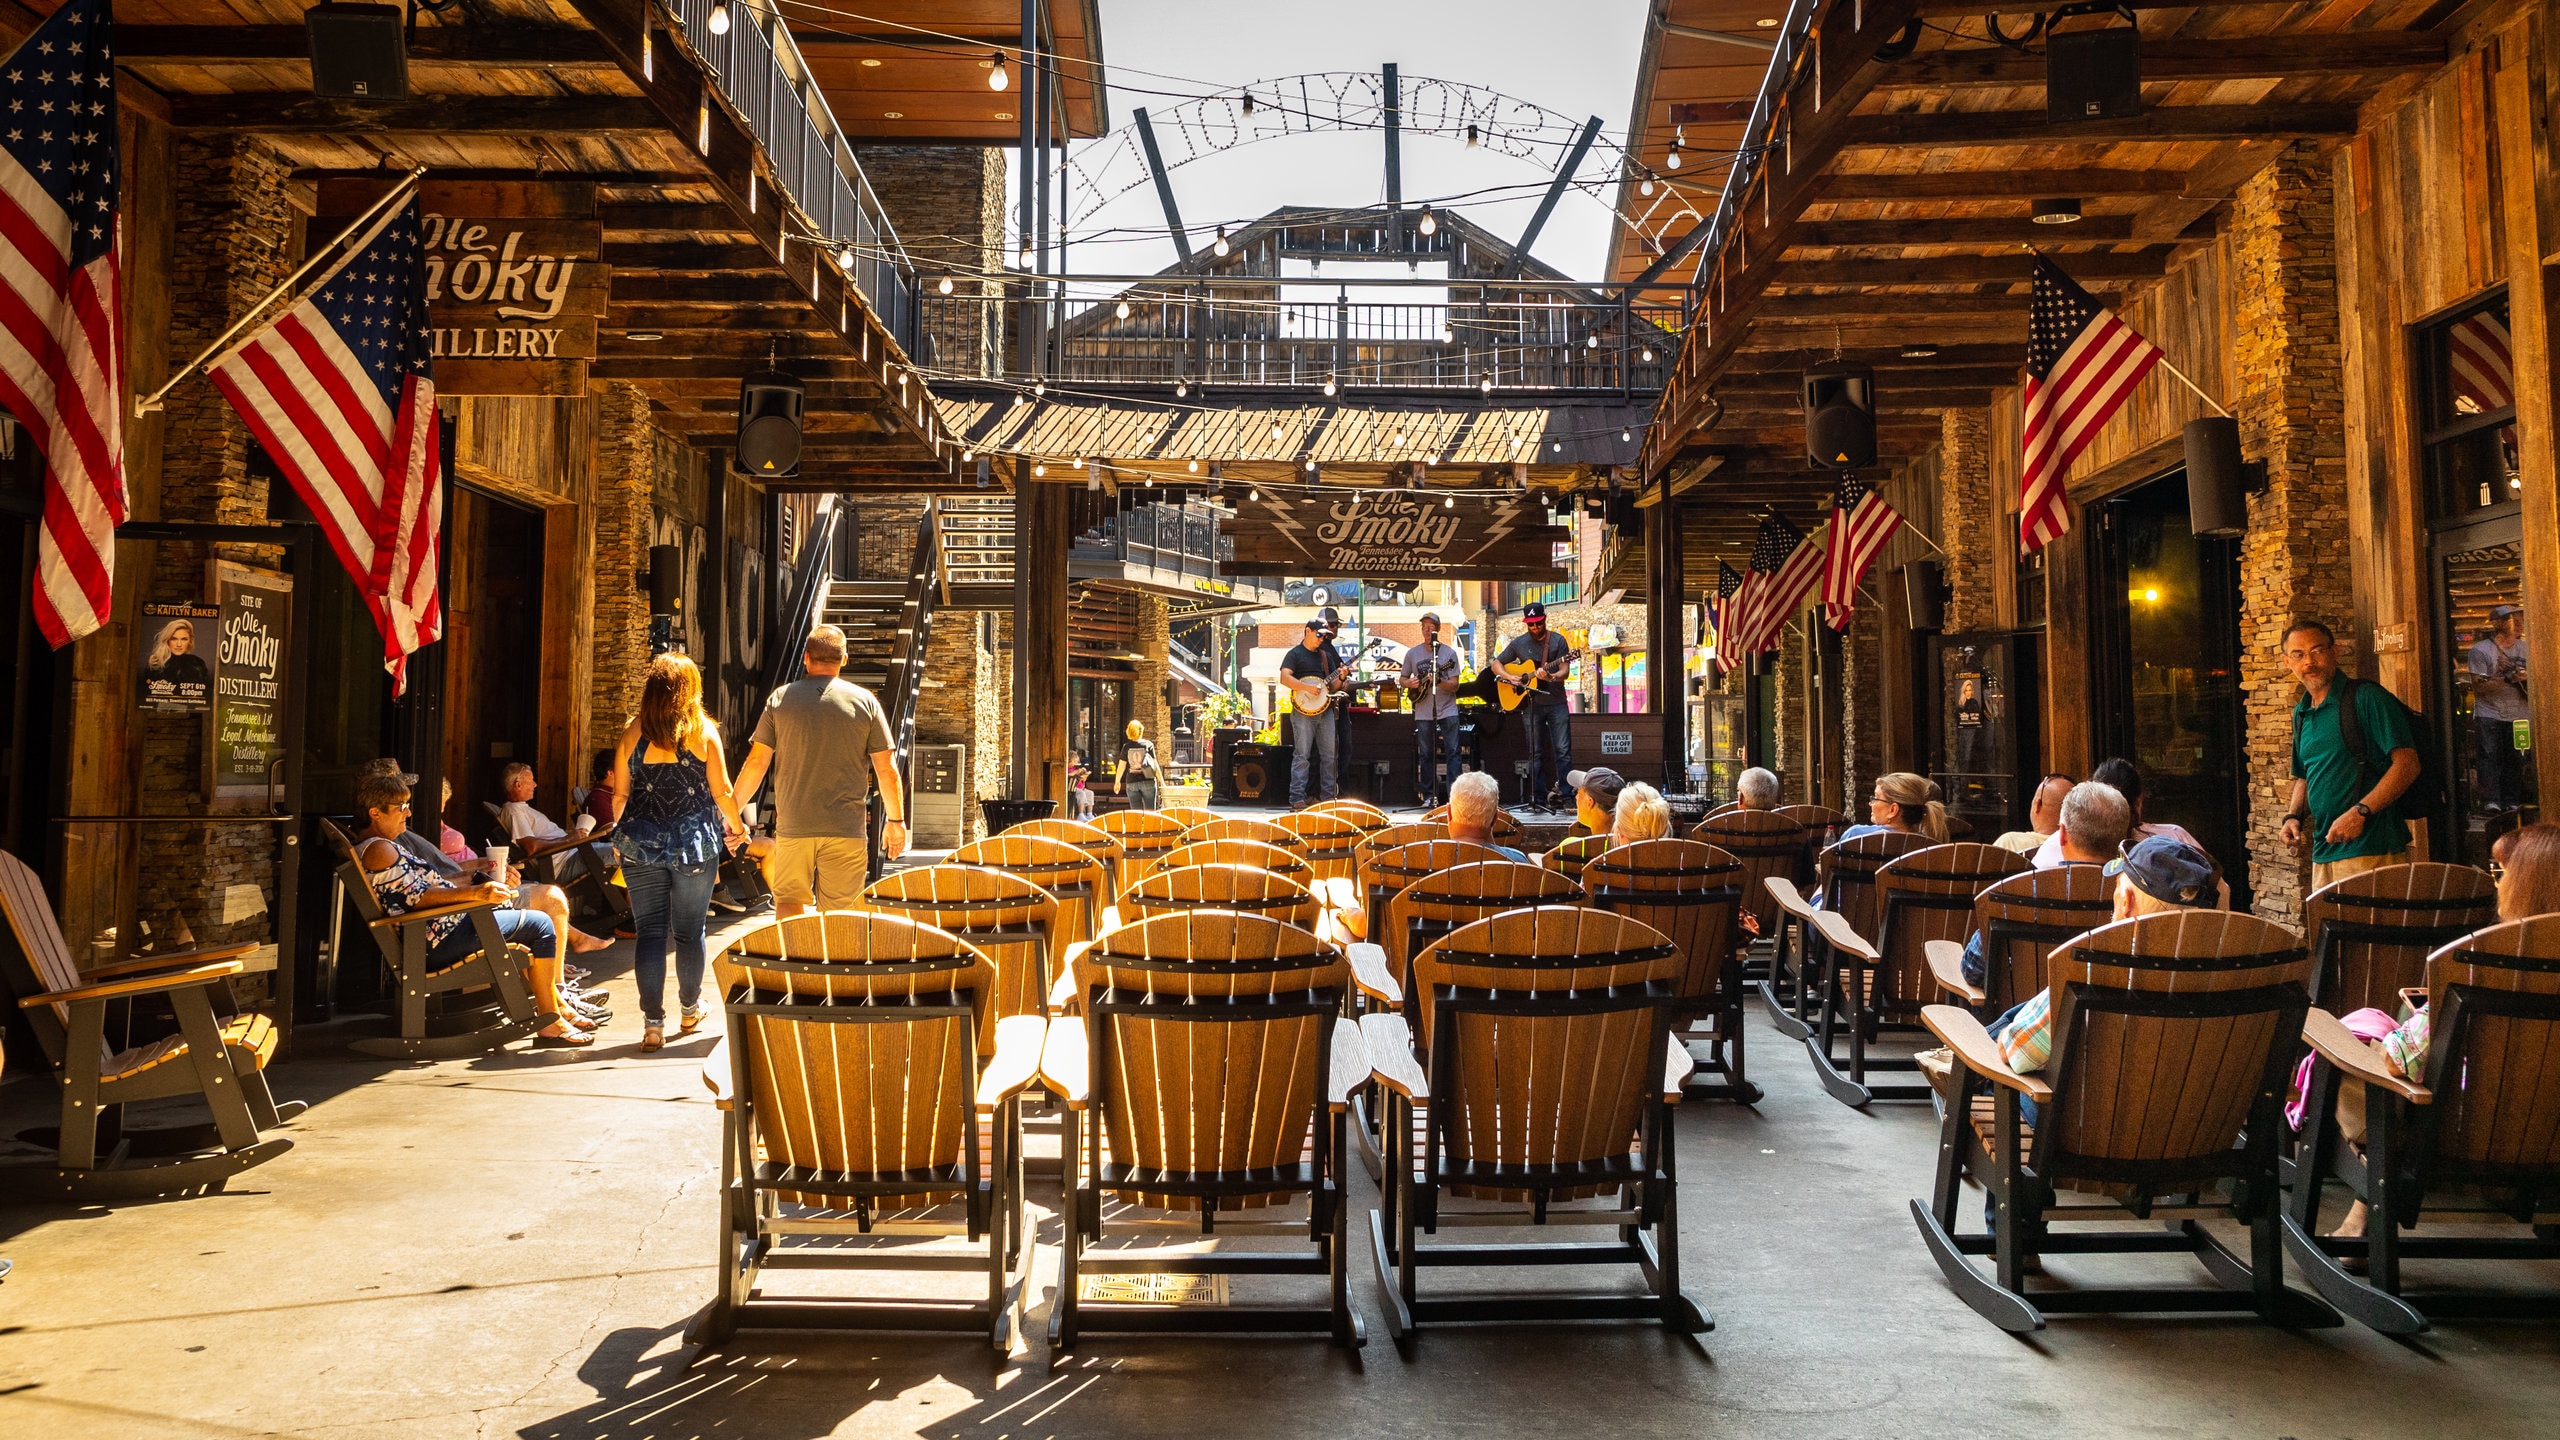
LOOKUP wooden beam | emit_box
[608,305,843,332]
[1771,251,2166,287]
[1840,104,2361,151]
[1871,33,2447,89]
[2129,139,2287,240]
[1818,167,2186,200]
[590,357,887,380]
[601,241,779,272]
[1914,0,2296,12]
[607,276,821,307]
[1792,215,2142,247]
[119,24,621,68]
[1716,387,1992,413]
[168,94,667,137]
[1731,339,2024,367]
[1718,365,2018,391]
[597,203,758,233]
[1759,291,2037,315]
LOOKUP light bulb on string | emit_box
[1033,462,1047,477]
[837,243,856,269]
[1322,374,1338,398]
[1212,227,1230,258]
[1479,376,1494,395]
[1587,333,1600,350]
[937,275,954,295]
[1444,493,1456,509]
[987,52,1010,91]
[1175,379,1188,398]
[1016,245,1033,268]
[1640,178,1655,197]
[1249,487,1260,501]
[1640,347,1655,363]
[1621,428,1633,443]
[1241,91,1256,115]
[1033,380,1046,397]
[708,2,731,34]
[1187,460,1200,473]
[1011,392,1026,408]
[1303,459,1317,474]
[1465,123,1481,148]
[1115,299,1131,320]
[1418,208,1437,237]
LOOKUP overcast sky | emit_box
[1008,0,1655,288]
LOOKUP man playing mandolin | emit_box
[1279,608,1348,806]
[1496,601,1576,810]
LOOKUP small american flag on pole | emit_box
[210,196,443,694]
[1709,559,1744,674]
[2021,253,2161,553]
[1821,470,1903,630]
[0,0,127,649]
[1729,511,1824,659]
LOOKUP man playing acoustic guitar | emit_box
[1278,609,1347,806]
[1495,601,1575,811]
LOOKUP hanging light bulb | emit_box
[1249,487,1260,501]
[1465,122,1481,148]
[1621,428,1633,443]
[708,1,731,35]
[1444,493,1456,508]
[1175,379,1188,398]
[1391,432,1405,447]
[987,52,1010,91]
[1640,347,1655,363]
[1242,91,1257,115]
[1116,299,1132,320]
[1187,460,1200,473]
[837,243,856,270]
[1303,458,1317,474]
[1479,376,1494,395]
[1033,462,1047,476]
[1586,333,1600,350]
[1322,373,1338,398]
[962,448,974,462]
[1269,422,1284,441]
[1212,226,1231,258]
[1418,208,1437,237]
[1551,440,1563,453]
[1665,128,1683,171]
[937,275,955,295]
[1640,178,1655,197]
[1016,244,1033,268]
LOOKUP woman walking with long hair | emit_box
[609,653,746,1052]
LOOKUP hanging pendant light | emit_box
[1212,226,1231,258]
[937,275,954,295]
[708,2,731,35]
[1322,373,1338,398]
[1418,208,1437,237]
[1116,299,1131,320]
[988,52,1010,91]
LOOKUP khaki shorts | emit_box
[766,836,869,909]
[2311,848,2411,896]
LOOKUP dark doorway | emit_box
[444,486,549,837]
[2089,470,2250,909]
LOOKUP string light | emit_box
[1033,380,1046,397]
[1303,458,1317,473]
[1587,333,1601,350]
[1444,493,1456,508]
[1418,208,1437,237]
[1249,487,1260,501]
[1480,376,1494,394]
[1016,245,1033,268]
[1322,373,1338,398]
[1640,178,1655,197]
[1621,427,1633,443]
[988,52,1010,91]
[1187,460,1200,473]
[1212,226,1231,257]
[1241,91,1257,115]
[1269,422,1284,441]
[1666,125,1684,170]
[1011,392,1027,408]
[708,2,731,34]
[1033,462,1047,476]
[1641,347,1655,363]
[1175,379,1188,397]
[937,275,955,295]
[1465,123,1481,148]
[1116,299,1131,320]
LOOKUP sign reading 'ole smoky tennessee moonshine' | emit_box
[1222,491,1570,580]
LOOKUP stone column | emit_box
[1838,601,1886,805]
[1773,621,1808,804]
[1937,408,2000,636]
[1133,594,1173,761]
[589,383,657,736]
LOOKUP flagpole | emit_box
[136,167,428,416]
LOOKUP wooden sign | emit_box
[1222,491,1568,580]
[312,180,605,397]
[209,561,292,804]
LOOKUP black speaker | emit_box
[2046,26,2141,123]
[1232,743,1273,802]
[647,544,684,616]
[1905,559,1945,632]
[1801,361,1876,470]
[2184,415,2250,538]
[1212,728,1244,800]
[306,4,410,101]
[736,371,807,476]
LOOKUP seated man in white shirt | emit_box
[1992,773,2073,857]
[497,762,615,881]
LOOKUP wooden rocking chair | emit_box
[1096,810,1189,896]
[1182,814,1308,856]
[1587,839,1756,1103]
[1544,833,1612,884]
[1420,803,1523,838]
[696,912,1045,1346]
[2285,915,2560,1334]
[1805,842,2026,1107]
[1002,817,1125,904]
[1357,820,1448,863]
[1922,863,2117,1019]
[1690,808,1809,993]
[478,800,628,928]
[1041,910,1379,1360]
[321,819,554,1060]
[954,833,1110,944]
[1352,837,1504,949]
[1366,906,1709,1338]
[2302,862,2499,1014]
[0,850,302,1199]
[1307,798,1393,834]
[1156,804,1219,830]
[1274,808,1365,887]
[1913,910,2339,1333]
[859,864,1059,1025]
[1758,829,1931,1041]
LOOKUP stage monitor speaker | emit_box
[1231,743,1273,802]
[2046,26,2141,123]
[647,544,684,616]
[736,371,807,476]
[2185,415,2250,538]
[306,4,410,101]
[1905,559,1945,632]
[1801,361,1876,471]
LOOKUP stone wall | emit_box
[1133,594,1174,760]
[1773,621,1808,804]
[1937,408,2001,635]
[852,498,930,579]
[589,383,658,741]
[1838,602,1886,809]
[912,611,1005,845]
[857,146,1005,378]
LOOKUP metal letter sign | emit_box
[1221,491,1568,580]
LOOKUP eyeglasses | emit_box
[2282,643,2335,660]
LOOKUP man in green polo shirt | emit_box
[2280,619,2421,891]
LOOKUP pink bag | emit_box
[2285,1006,2399,1131]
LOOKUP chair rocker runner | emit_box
[0,850,303,1199]
[2284,914,2560,1334]
[322,819,555,1060]
[1587,840,1757,1103]
[1758,829,1931,1042]
[696,912,1044,1348]
[1042,911,1383,1361]
[1805,843,2026,1107]
[1912,910,2340,1333]
[1367,906,1709,1339]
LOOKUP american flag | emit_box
[2022,253,2161,553]
[209,195,443,694]
[1709,559,1744,674]
[0,0,127,649]
[2446,306,2513,413]
[1821,470,1903,630]
[1727,511,1824,659]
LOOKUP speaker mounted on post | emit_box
[1801,361,1877,471]
[2046,21,2142,123]
[2183,415,2264,538]
[305,3,410,101]
[736,371,806,477]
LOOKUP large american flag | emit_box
[0,0,126,649]
[2445,306,2513,413]
[1727,511,1824,659]
[1821,470,1903,630]
[1709,559,1743,674]
[210,195,443,694]
[2021,253,2161,553]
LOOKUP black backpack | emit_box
[2291,675,2447,840]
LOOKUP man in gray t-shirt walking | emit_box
[731,624,908,916]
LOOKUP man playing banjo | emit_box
[1278,607,1347,807]
[1400,610,1464,808]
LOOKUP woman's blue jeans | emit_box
[625,859,716,1024]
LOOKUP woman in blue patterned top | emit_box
[608,653,747,1052]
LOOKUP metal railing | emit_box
[765,495,842,698]
[665,0,920,353]
[1070,500,1283,600]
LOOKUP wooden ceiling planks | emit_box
[776,0,1107,144]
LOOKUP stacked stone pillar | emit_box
[1936,408,2001,635]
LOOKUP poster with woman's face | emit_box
[135,603,217,712]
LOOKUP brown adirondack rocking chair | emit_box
[1182,813,1309,856]
[1307,798,1393,834]
[859,864,1059,1025]
[1156,804,1219,830]
[0,850,302,1199]
[1758,828,1932,1041]
[1691,807,1809,996]
[1351,836,1503,949]
[1805,842,2027,1107]
[1922,864,2118,1021]
[1096,809,1189,896]
[2302,862,2499,1014]
[1913,910,2339,1333]
[954,833,1110,944]
[1544,833,1613,884]
[478,799,628,928]
[695,912,1045,1347]
[1274,808,1365,884]
[2285,915,2560,1334]
[321,818,555,1060]
[1365,906,1709,1339]
[1003,817,1126,904]
[1587,839,1756,1103]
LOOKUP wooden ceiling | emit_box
[778,0,1108,145]
[1608,0,1796,289]
[1632,0,2453,585]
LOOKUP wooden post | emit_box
[1014,467,1070,804]
[2492,27,2560,808]
[1647,499,1688,788]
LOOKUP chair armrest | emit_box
[1047,957,1086,1015]
[979,1014,1049,1108]
[1359,1011,1430,1101]
[369,896,502,930]
[1328,1016,1370,1112]
[1925,940,1987,1005]
[702,1036,733,1110]
[1663,1041,1696,1103]
[21,960,247,1010]
[1919,1004,2051,1101]
[1313,876,1363,922]
[1039,1015,1091,1107]
[1762,875,1817,922]
[1807,907,1879,963]
[2305,1006,2430,1104]
[1345,941,1401,1006]
[83,942,261,980]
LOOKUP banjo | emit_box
[1284,637,1393,716]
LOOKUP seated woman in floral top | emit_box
[354,770,613,1048]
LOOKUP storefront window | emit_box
[2436,534,2532,866]
[2421,295,2520,520]
[1592,650,1647,713]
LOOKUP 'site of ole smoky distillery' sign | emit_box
[1222,491,1570,580]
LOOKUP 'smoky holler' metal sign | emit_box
[1222,491,1568,580]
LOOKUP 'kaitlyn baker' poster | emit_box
[135,602,217,712]
[210,561,293,802]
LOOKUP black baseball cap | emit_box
[1566,767,1626,810]
[1523,602,1547,622]
[2105,836,2219,908]
[1311,606,1342,632]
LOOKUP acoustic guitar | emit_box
[1489,645,1595,712]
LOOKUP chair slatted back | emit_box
[858,864,1057,1022]
[715,912,996,1206]
[1870,844,2030,1018]
[1121,864,1323,930]
[1307,799,1393,835]
[1357,822,1448,870]
[1156,838,1315,891]
[2037,911,2312,1188]
[1356,837,1504,949]
[1386,860,1583,989]
[2415,916,2560,1177]
[1183,815,1307,856]
[1273,809,1365,885]
[0,847,90,1063]
[1005,817,1125,896]
[2305,862,2500,1015]
[1690,809,1810,938]
[1972,864,2118,1016]
[1097,810,1190,894]
[1412,908,1682,1178]
[1818,830,1934,943]
[1585,840,1745,1010]
[1157,805,1219,829]
[1422,804,1523,837]
[1777,804,1852,857]
[952,834,1110,943]
[1076,911,1348,1208]
[1546,833,1613,885]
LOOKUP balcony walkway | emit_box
[2,919,2555,1439]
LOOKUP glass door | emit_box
[2430,515,2530,866]
[1932,632,2020,837]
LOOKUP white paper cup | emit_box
[484,845,510,875]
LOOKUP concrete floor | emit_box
[3,916,2557,1439]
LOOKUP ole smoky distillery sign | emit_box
[1223,491,1568,580]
